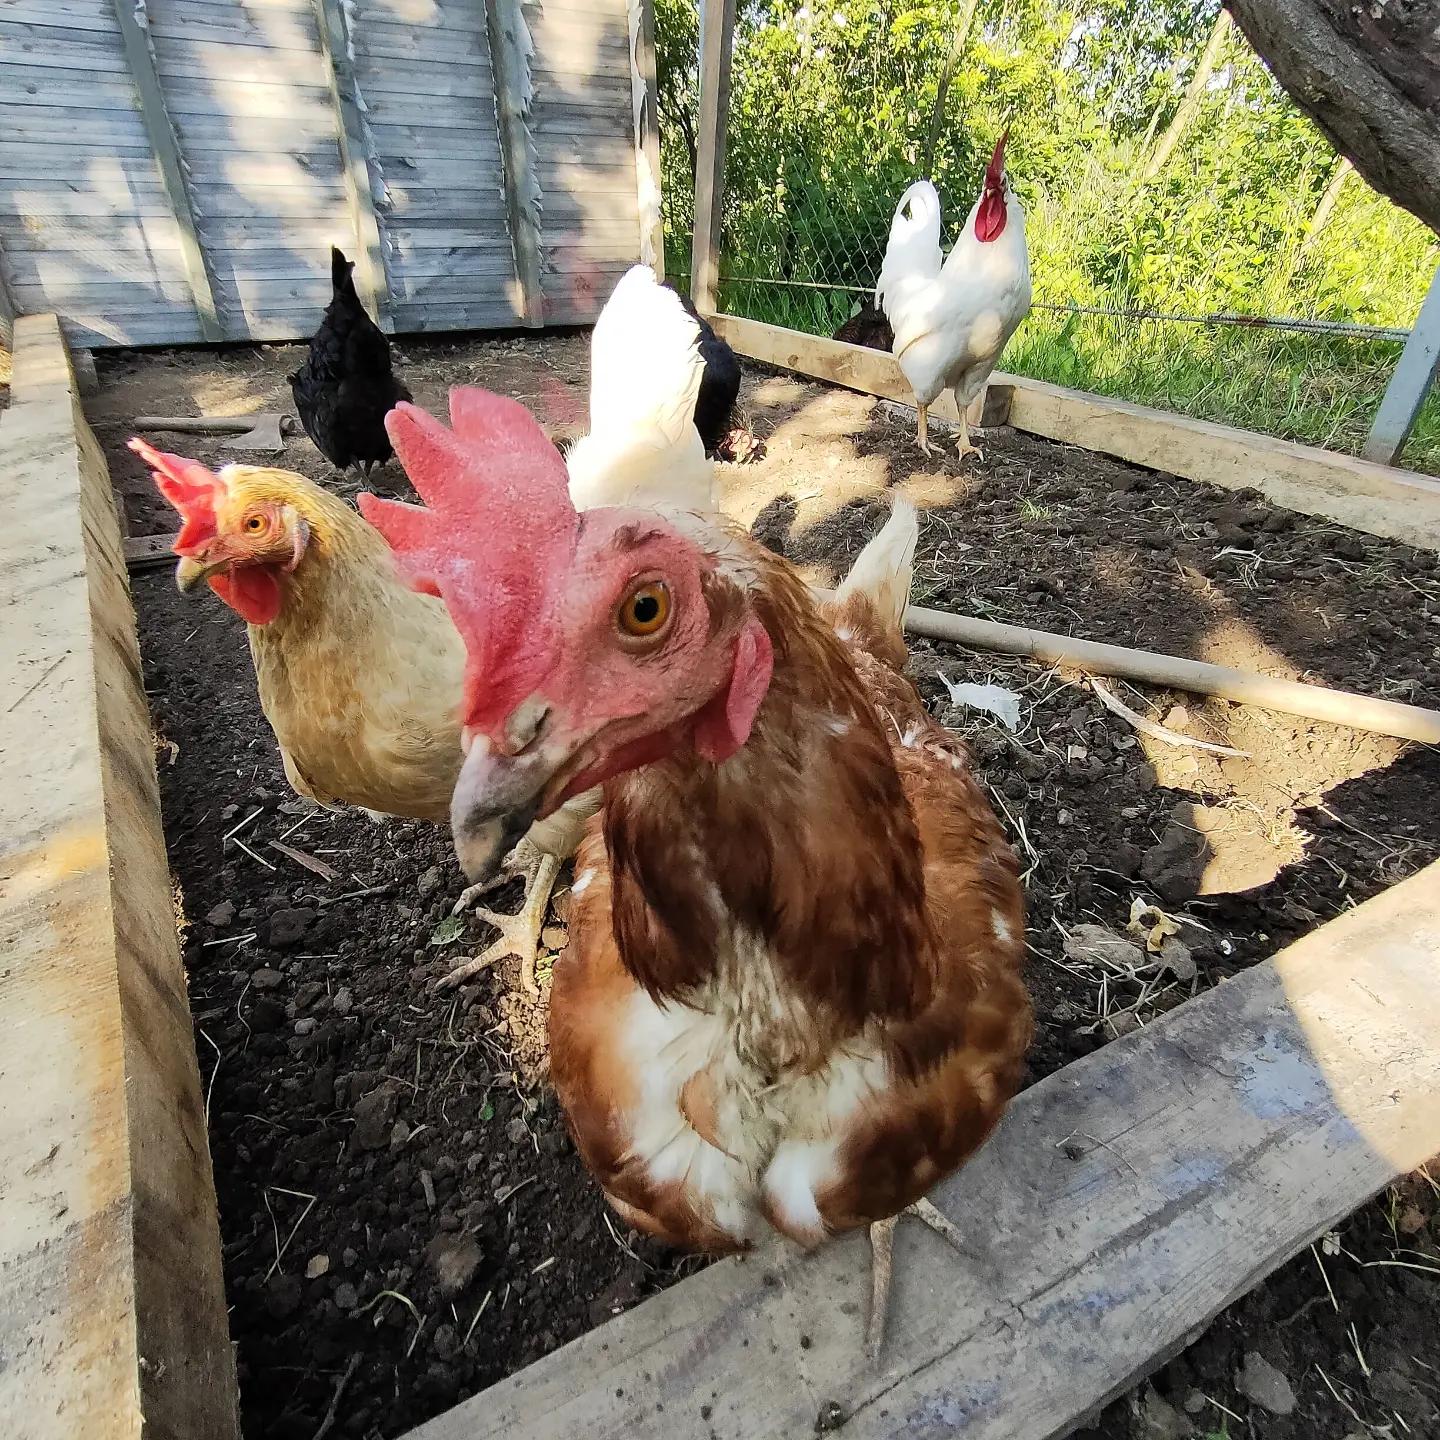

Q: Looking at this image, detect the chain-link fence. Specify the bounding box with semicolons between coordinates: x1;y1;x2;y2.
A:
654;0;1440;470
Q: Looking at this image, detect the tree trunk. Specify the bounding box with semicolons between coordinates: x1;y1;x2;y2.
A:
1140;9;1233;183
921;0;981;175
1226;0;1440;235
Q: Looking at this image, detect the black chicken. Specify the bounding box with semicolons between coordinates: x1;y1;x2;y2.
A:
674;287;746;458
833;301;895;352
289;248;411;476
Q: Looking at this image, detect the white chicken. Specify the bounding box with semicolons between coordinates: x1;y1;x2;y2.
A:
876;132;1031;458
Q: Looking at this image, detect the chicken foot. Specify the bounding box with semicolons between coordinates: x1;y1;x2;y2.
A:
914;403;933;456
949;390;984;461
441;842;562;997
865;1196;969;1362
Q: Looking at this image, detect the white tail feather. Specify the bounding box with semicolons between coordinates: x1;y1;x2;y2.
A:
567;266;717;514
876;181;943;312
836;498;918;633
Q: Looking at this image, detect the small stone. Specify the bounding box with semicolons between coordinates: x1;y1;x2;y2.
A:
506;1117;530;1146
266;1275;303;1319
220;803;240;821
541;925;568;950
341;1247;359;1269
1330;533;1366;561
1162;705;1190;731
1134;1383;1194;1439
251;967;284;991
425;1232;483;1300
267;907;316;949
306;1254;330;1279
294;1017;317;1036
389;1119;411;1150
1236;1351;1296;1416
417;866;444;899
1107;1011;1140;1038
1182;1389;1206;1416
333;1281;359;1310
332;986;354;1016
352;1082;401;1152
206;900;237;927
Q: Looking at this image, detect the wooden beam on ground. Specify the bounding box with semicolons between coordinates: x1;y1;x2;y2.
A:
0;315;238;1440
312;0;392;330
626;0;665;278
690;0;737;313
1363;262;1440;466
712;313;1440;554
401;861;1440;1440
486;0;544;327
112;0;223;344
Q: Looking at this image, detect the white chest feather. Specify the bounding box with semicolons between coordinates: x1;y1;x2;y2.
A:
616;931;891;1247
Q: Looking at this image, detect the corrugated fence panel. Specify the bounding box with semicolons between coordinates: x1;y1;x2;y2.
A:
350;0;524;334
0;0;645;345
0;4;205;346
143;0;353;341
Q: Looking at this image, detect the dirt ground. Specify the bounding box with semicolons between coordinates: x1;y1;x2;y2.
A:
88;332;1440;1440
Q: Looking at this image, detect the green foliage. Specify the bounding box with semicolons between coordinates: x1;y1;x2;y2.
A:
655;0;1440;471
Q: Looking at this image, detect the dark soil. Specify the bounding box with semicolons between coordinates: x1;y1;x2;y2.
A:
94;339;1440;1440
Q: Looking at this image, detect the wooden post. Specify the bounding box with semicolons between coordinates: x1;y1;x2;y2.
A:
1363;262;1440;466
111;0;223;343
0;233;16;349
690;0;736;314
486;0;544;327
627;0;666;278
312;0;392;330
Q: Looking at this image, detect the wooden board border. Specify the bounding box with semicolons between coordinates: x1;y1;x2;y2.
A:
710;312;1440;554
0;314;237;1440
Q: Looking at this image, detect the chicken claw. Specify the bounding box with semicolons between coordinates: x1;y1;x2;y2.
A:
865;1196;968;1362
914;403;933;456
442;846;562;997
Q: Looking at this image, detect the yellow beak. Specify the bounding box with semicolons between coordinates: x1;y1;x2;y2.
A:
174;555;226;593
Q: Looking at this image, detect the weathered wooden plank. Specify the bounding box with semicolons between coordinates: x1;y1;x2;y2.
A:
713;313;1440;554
311;0;390;327
58;312;207;347
624;0;663;275
0;314;238;1438
109;0;222;341
1363;262;1440;466
402;859;1440;1440
689;0;735;312
0;231;16;345
485;0;542;326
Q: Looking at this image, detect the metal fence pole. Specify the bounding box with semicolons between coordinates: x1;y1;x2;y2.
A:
1363;262;1440;466
690;0;737;314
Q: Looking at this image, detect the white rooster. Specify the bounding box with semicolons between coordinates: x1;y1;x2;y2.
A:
876;132;1031;458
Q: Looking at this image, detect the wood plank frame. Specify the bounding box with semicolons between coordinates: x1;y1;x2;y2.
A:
689;0;736;312
486;0;545;327
625;0;665;278
711;312;1440;553
1363;261;1440;466
0;230;16;348
0;315;237;1440
402;860;1440;1440
111;0;224;343
312;0;393;330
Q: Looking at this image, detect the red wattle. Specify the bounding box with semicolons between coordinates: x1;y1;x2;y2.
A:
975;190;1007;243
210;567;283;625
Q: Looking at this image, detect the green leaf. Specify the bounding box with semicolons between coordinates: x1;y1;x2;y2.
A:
479;1100;495;1122
429;915;466;947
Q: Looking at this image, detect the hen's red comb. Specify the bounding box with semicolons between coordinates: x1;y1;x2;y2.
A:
359;388;580;709
128;437;225;555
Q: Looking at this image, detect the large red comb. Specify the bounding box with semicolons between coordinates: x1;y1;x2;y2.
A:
359;388;580;703
128;437;225;555
985;128;1010;187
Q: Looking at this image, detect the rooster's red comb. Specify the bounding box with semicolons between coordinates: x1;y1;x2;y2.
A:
985;128;1010;186
359;388;580;707
129;437;226;556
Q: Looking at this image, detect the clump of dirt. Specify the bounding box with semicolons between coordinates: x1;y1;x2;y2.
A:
97;340;1440;1439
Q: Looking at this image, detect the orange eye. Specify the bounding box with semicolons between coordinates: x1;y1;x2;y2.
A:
244;513;266;533
618;581;671;638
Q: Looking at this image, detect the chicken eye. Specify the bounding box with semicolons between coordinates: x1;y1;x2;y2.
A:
244;513;267;533
618;581;671;638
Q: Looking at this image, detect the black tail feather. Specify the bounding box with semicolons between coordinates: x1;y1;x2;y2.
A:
331;246;358;299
